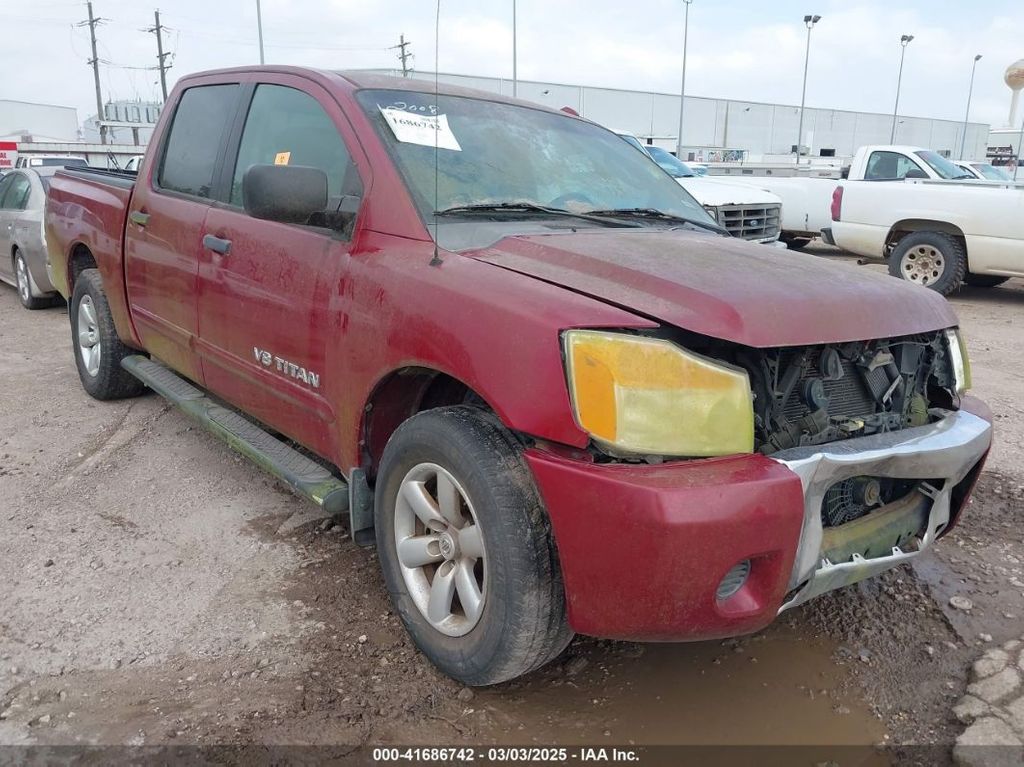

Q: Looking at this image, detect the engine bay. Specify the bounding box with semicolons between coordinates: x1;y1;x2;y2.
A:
741;331;958;454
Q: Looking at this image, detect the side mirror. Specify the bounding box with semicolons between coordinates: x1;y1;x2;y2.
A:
242;164;328;224
904;167;928;180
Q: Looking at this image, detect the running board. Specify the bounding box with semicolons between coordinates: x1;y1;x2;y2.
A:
121;355;349;516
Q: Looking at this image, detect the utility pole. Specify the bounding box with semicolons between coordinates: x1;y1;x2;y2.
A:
148;10;171;102
78;1;107;145
393;34;412;76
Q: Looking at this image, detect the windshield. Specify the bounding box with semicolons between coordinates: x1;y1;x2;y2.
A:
356;89;712;226
644;146;696;178
915;150;971;179
973;163;1012;181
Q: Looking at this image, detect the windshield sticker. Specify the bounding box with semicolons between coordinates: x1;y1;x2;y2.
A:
379;106;461;151
274;151;291;166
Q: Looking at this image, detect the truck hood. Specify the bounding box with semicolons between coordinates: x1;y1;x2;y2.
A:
676;177;783;207
468;229;957;348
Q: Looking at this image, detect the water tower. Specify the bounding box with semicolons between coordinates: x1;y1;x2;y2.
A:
1008;59;1024;126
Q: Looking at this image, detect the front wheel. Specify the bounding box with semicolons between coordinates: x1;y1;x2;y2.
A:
888;231;967;296
70;268;146;400
375;406;572;686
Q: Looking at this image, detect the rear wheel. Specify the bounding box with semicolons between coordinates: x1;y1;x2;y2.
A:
782;236;812;251
888;231;966;296
14;249;50;310
964;273;1010;288
70;268;146;400
375;406;572;686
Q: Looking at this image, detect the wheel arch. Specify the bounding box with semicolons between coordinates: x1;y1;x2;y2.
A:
359;366;501;481
66;242;98;295
885;219;967;257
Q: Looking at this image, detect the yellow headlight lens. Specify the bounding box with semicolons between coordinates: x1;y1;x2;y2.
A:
563;330;754;457
945;328;972;394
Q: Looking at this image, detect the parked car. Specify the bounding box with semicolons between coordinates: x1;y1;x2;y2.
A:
15;155;88;169
616;132;783;245
826;176;1024;294
953;160;1014;181
46;67;991;686
0;167;59;309
728;145;1020;248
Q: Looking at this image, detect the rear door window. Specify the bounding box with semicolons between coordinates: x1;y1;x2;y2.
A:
229;84;360;206
157;84;239;199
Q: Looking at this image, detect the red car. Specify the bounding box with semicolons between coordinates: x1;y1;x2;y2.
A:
45;67;992;685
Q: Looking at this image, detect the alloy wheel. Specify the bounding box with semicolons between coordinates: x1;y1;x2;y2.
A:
15;255;30;302
77;295;102;377
394;462;487;637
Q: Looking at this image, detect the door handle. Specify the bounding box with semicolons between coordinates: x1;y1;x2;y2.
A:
203;234;232;256
129;210;150;227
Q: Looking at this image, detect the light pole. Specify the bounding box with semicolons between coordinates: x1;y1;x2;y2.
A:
890;34;913;143
675;0;693;159
1016;109;1023;182
256;0;265;64
512;0;517;97
960;54;982;159
795;14;821;164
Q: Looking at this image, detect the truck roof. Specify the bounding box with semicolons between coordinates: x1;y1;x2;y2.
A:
175;65;560;113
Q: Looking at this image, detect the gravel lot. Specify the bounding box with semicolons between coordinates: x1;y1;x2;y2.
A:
1;249;1022;760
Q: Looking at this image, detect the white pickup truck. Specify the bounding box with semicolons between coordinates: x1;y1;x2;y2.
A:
727;145;999;249
826;175;1024;294
616;132;784;245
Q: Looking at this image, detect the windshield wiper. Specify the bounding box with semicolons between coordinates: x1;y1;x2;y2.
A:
585;207;728;234
433;202;640;227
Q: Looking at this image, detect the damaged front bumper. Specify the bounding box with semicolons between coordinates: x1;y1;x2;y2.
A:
772;404;992;613
527;399;991;643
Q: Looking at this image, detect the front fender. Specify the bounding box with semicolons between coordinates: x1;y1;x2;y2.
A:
334;232;657;471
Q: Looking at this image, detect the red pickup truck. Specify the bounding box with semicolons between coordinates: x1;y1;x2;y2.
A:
46;66;992;686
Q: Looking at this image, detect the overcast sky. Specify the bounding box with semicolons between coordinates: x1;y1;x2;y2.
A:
2;0;1022;129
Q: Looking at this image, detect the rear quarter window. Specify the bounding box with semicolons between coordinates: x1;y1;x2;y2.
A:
157;83;239;199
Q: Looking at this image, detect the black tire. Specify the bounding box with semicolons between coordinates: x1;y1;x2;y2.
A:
888;231;967;296
964;273;1010;288
70;268;146;400
375;406;573;686
14;249;51;310
782;236;812;251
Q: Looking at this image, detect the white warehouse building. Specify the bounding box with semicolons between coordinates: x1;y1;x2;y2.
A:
0;99;79;142
363;69;991;162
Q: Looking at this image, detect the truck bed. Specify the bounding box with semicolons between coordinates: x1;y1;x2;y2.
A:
45;166;139;346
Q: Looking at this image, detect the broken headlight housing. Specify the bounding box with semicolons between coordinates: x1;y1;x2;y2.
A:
944;328;972;395
562;330;754;457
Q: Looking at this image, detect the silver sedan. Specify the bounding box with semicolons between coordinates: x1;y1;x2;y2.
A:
0;167;60;310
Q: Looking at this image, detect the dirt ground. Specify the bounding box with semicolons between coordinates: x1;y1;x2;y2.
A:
1;248;1022;761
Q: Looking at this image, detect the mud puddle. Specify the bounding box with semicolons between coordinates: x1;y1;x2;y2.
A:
278;523;886;751
472;627;885;747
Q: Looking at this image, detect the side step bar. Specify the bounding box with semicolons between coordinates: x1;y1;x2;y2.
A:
121;356;349;516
